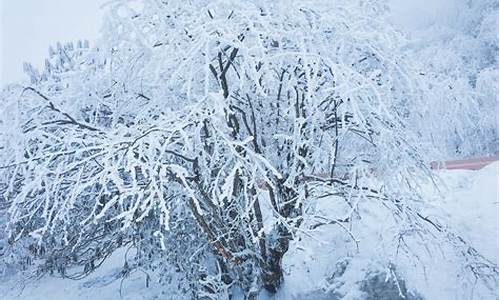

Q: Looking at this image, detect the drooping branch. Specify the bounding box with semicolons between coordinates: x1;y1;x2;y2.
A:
22;87;102;133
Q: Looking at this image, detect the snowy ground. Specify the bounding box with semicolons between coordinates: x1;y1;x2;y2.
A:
0;246;161;300
277;162;498;300
0;163;497;300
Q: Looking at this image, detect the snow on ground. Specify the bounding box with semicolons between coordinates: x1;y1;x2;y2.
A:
276;162;498;300
0;247;157;300
428;162;498;263
0;163;497;300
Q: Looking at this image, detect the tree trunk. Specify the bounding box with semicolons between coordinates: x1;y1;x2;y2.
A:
261;224;291;293
260;182;300;293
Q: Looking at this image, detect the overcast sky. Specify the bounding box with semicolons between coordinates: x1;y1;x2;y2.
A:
0;0;454;87
1;0;105;85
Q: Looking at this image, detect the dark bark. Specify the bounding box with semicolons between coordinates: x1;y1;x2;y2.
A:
260;183;299;293
261;224;291;293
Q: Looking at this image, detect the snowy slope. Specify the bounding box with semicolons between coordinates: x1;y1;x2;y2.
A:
0;248;157;300
1;163;497;300
429;162;498;263
276;162;498;300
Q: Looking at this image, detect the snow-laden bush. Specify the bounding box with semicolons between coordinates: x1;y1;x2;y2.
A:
1;0;497;298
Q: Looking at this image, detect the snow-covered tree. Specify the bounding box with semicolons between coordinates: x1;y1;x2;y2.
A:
1;0;497;298
398;0;499;159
